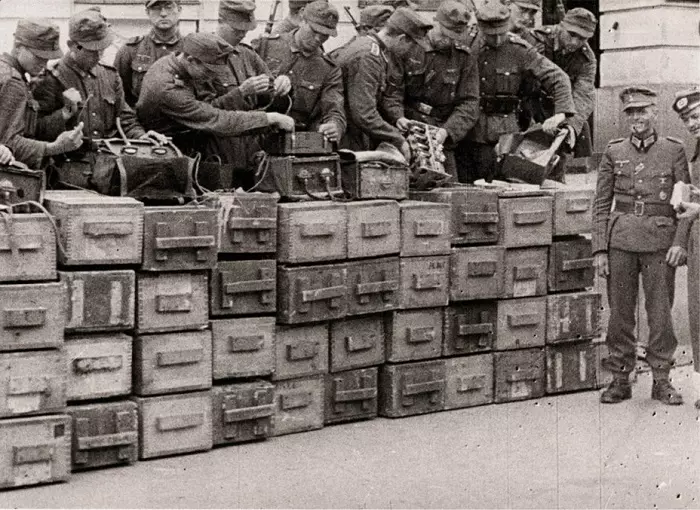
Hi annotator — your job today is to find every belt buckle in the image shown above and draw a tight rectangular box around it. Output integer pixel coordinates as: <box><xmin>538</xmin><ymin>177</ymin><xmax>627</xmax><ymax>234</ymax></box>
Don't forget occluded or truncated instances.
<box><xmin>416</xmin><ymin>102</ymin><xmax>433</xmax><ymax>116</ymax></box>
<box><xmin>634</xmin><ymin>200</ymin><xmax>644</xmax><ymax>216</ymax></box>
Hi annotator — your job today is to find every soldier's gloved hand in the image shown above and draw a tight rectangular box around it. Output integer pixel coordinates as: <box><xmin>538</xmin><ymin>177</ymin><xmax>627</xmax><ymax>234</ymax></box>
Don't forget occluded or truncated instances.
<box><xmin>318</xmin><ymin>122</ymin><xmax>341</xmax><ymax>143</ymax></box>
<box><xmin>675</xmin><ymin>201</ymin><xmax>700</xmax><ymax>221</ymax></box>
<box><xmin>273</xmin><ymin>75</ymin><xmax>292</xmax><ymax>97</ymax></box>
<box><xmin>594</xmin><ymin>252</ymin><xmax>609</xmax><ymax>278</ymax></box>
<box><xmin>61</xmin><ymin>88</ymin><xmax>82</xmax><ymax>120</ymax></box>
<box><xmin>46</xmin><ymin>122</ymin><xmax>84</xmax><ymax>156</ymax></box>
<box><xmin>542</xmin><ymin>113</ymin><xmax>566</xmax><ymax>135</ymax></box>
<box><xmin>396</xmin><ymin>117</ymin><xmax>411</xmax><ymax>131</ymax></box>
<box><xmin>140</xmin><ymin>130</ymin><xmax>170</xmax><ymax>146</ymax></box>
<box><xmin>240</xmin><ymin>75</ymin><xmax>273</xmax><ymax>97</ymax></box>
<box><xmin>0</xmin><ymin>145</ymin><xmax>15</xmax><ymax>165</ymax></box>
<box><xmin>266</xmin><ymin>112</ymin><xmax>295</xmax><ymax>132</ymax></box>
<box><xmin>435</xmin><ymin>128</ymin><xmax>448</xmax><ymax>145</ymax></box>
<box><xmin>666</xmin><ymin>246</ymin><xmax>688</xmax><ymax>267</ymax></box>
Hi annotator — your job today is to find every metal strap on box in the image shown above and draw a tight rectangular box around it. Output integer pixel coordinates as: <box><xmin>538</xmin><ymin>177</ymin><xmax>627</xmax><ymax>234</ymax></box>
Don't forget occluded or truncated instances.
<box><xmin>334</xmin><ymin>385</ymin><xmax>377</xmax><ymax>403</ymax></box>
<box><xmin>155</xmin><ymin>220</ymin><xmax>215</xmax><ymax>262</ymax></box>
<box><xmin>224</xmin><ymin>277</ymin><xmax>275</xmax><ymax>296</ymax></box>
<box><xmin>228</xmin><ymin>335</ymin><xmax>264</xmax><ymax>352</ymax></box>
<box><xmin>414</xmin><ymin>220</ymin><xmax>445</xmax><ymax>237</ymax></box>
<box><xmin>228</xmin><ymin>216</ymin><xmax>276</xmax><ymax>231</ymax></box>
<box><xmin>403</xmin><ymin>375</ymin><xmax>443</xmax><ymax>398</ymax></box>
<box><xmin>3</xmin><ymin>307</ymin><xmax>47</xmax><ymax>328</ymax></box>
<box><xmin>562</xmin><ymin>258</ymin><xmax>594</xmax><ymax>272</ymax></box>
<box><xmin>457</xmin><ymin>322</ymin><xmax>493</xmax><ymax>337</ymax></box>
<box><xmin>156</xmin><ymin>348</ymin><xmax>204</xmax><ymax>367</ymax></box>
<box><xmin>156</xmin><ymin>413</ymin><xmax>204</xmax><ymax>431</ymax></box>
<box><xmin>73</xmin><ymin>355</ymin><xmax>123</xmax><ymax>374</ymax></box>
<box><xmin>223</xmin><ymin>403</ymin><xmax>274</xmax><ymax>423</ymax></box>
<box><xmin>513</xmin><ymin>211</ymin><xmax>548</xmax><ymax>225</ymax></box>
<box><xmin>83</xmin><ymin>220</ymin><xmax>133</xmax><ymax>237</ymax></box>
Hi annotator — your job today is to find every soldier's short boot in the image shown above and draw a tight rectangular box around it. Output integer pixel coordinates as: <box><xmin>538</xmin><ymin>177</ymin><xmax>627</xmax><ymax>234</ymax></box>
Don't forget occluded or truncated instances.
<box><xmin>600</xmin><ymin>377</ymin><xmax>632</xmax><ymax>404</ymax></box>
<box><xmin>651</xmin><ymin>379</ymin><xmax>683</xmax><ymax>406</ymax></box>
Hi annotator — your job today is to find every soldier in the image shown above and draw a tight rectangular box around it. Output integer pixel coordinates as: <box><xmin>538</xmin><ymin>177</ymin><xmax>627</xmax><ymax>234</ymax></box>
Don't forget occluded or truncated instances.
<box><xmin>455</xmin><ymin>2</ymin><xmax>574</xmax><ymax>183</ymax></box>
<box><xmin>255</xmin><ymin>0</ymin><xmax>345</xmax><ymax>142</ymax></box>
<box><xmin>593</xmin><ymin>87</ymin><xmax>691</xmax><ymax>406</ymax></box>
<box><xmin>113</xmin><ymin>0</ymin><xmax>184</xmax><ymax>107</ymax></box>
<box><xmin>527</xmin><ymin>7</ymin><xmax>598</xmax><ymax>178</ymax></box>
<box><xmin>334</xmin><ymin>7</ymin><xmax>432</xmax><ymax>158</ymax></box>
<box><xmin>272</xmin><ymin>0</ymin><xmax>324</xmax><ymax>36</ymax></box>
<box><xmin>33</xmin><ymin>9</ymin><xmax>167</xmax><ymax>147</ymax></box>
<box><xmin>328</xmin><ymin>6</ymin><xmax>394</xmax><ymax>60</ymax></box>
<box><xmin>505</xmin><ymin>0</ymin><xmax>540</xmax><ymax>44</ymax></box>
<box><xmin>383</xmin><ymin>0</ymin><xmax>479</xmax><ymax>177</ymax></box>
<box><xmin>136</xmin><ymin>33</ymin><xmax>294</xmax><ymax>152</ymax></box>
<box><xmin>0</xmin><ymin>19</ymin><xmax>83</xmax><ymax>168</ymax></box>
<box><xmin>671</xmin><ymin>87</ymin><xmax>700</xmax><ymax>410</ymax></box>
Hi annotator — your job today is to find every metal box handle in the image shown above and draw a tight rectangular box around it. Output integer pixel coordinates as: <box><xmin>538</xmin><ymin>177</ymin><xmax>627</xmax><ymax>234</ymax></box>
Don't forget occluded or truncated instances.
<box><xmin>3</xmin><ymin>307</ymin><xmax>47</xmax><ymax>328</ymax></box>
<box><xmin>461</xmin><ymin>211</ymin><xmax>499</xmax><ymax>224</ymax></box>
<box><xmin>406</xmin><ymin>326</ymin><xmax>435</xmax><ymax>344</ymax></box>
<box><xmin>155</xmin><ymin>235</ymin><xmax>216</xmax><ymax>250</ymax></box>
<box><xmin>414</xmin><ymin>220</ymin><xmax>445</xmax><ymax>237</ymax></box>
<box><xmin>562</xmin><ymin>258</ymin><xmax>594</xmax><ymax>272</ymax></box>
<box><xmin>281</xmin><ymin>391</ymin><xmax>312</xmax><ymax>410</ymax></box>
<box><xmin>83</xmin><ymin>220</ymin><xmax>133</xmax><ymax>237</ymax></box>
<box><xmin>513</xmin><ymin>211</ymin><xmax>548</xmax><ymax>225</ymax></box>
<box><xmin>457</xmin><ymin>322</ymin><xmax>493</xmax><ymax>337</ymax></box>
<box><xmin>157</xmin><ymin>413</ymin><xmax>204</xmax><ymax>431</ymax></box>
<box><xmin>157</xmin><ymin>348</ymin><xmax>204</xmax><ymax>367</ymax></box>
<box><xmin>334</xmin><ymin>386</ymin><xmax>377</xmax><ymax>403</ymax></box>
<box><xmin>286</xmin><ymin>341</ymin><xmax>319</xmax><ymax>361</ymax></box>
<box><xmin>361</xmin><ymin>221</ymin><xmax>391</xmax><ymax>238</ymax></box>
<box><xmin>412</xmin><ymin>272</ymin><xmax>442</xmax><ymax>290</ymax></box>
<box><xmin>224</xmin><ymin>278</ymin><xmax>275</xmax><ymax>295</ymax></box>
<box><xmin>228</xmin><ymin>335</ymin><xmax>264</xmax><ymax>352</ymax></box>
<box><xmin>156</xmin><ymin>293</ymin><xmax>192</xmax><ymax>313</ymax></box>
<box><xmin>223</xmin><ymin>404</ymin><xmax>274</xmax><ymax>423</ymax></box>
<box><xmin>403</xmin><ymin>378</ymin><xmax>443</xmax><ymax>396</ymax></box>
<box><xmin>77</xmin><ymin>432</ymin><xmax>138</xmax><ymax>450</ymax></box>
<box><xmin>507</xmin><ymin>313</ymin><xmax>540</xmax><ymax>327</ymax></box>
<box><xmin>356</xmin><ymin>279</ymin><xmax>399</xmax><ymax>296</ymax></box>
<box><xmin>73</xmin><ymin>355</ymin><xmax>124</xmax><ymax>374</ymax></box>
<box><xmin>227</xmin><ymin>217</ymin><xmax>276</xmax><ymax>231</ymax></box>
<box><xmin>507</xmin><ymin>370</ymin><xmax>539</xmax><ymax>382</ymax></box>
<box><xmin>301</xmin><ymin>285</ymin><xmax>346</xmax><ymax>303</ymax></box>
<box><xmin>457</xmin><ymin>374</ymin><xmax>487</xmax><ymax>392</ymax></box>
<box><xmin>565</xmin><ymin>197</ymin><xmax>591</xmax><ymax>213</ymax></box>
<box><xmin>299</xmin><ymin>222</ymin><xmax>337</xmax><ymax>238</ymax></box>
<box><xmin>345</xmin><ymin>335</ymin><xmax>375</xmax><ymax>352</ymax></box>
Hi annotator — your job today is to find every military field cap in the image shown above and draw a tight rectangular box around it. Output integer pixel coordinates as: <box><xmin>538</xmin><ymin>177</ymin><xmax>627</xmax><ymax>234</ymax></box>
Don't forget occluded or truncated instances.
<box><xmin>218</xmin><ymin>0</ymin><xmax>257</xmax><ymax>31</ymax></box>
<box><xmin>69</xmin><ymin>8</ymin><xmax>115</xmax><ymax>51</ymax></box>
<box><xmin>512</xmin><ymin>0</ymin><xmax>542</xmax><ymax>11</ymax></box>
<box><xmin>14</xmin><ymin>19</ymin><xmax>63</xmax><ymax>59</ymax></box>
<box><xmin>360</xmin><ymin>5</ymin><xmax>394</xmax><ymax>29</ymax></box>
<box><xmin>182</xmin><ymin>32</ymin><xmax>234</xmax><ymax>66</ymax></box>
<box><xmin>386</xmin><ymin>7</ymin><xmax>433</xmax><ymax>50</ymax></box>
<box><xmin>561</xmin><ymin>7</ymin><xmax>597</xmax><ymax>38</ymax></box>
<box><xmin>476</xmin><ymin>2</ymin><xmax>511</xmax><ymax>35</ymax></box>
<box><xmin>435</xmin><ymin>0</ymin><xmax>470</xmax><ymax>41</ymax></box>
<box><xmin>289</xmin><ymin>0</ymin><xmax>319</xmax><ymax>7</ymax></box>
<box><xmin>145</xmin><ymin>0</ymin><xmax>180</xmax><ymax>8</ymax></box>
<box><xmin>673</xmin><ymin>87</ymin><xmax>700</xmax><ymax>116</ymax></box>
<box><xmin>303</xmin><ymin>1</ymin><xmax>339</xmax><ymax>36</ymax></box>
<box><xmin>619</xmin><ymin>86</ymin><xmax>657</xmax><ymax>111</ymax></box>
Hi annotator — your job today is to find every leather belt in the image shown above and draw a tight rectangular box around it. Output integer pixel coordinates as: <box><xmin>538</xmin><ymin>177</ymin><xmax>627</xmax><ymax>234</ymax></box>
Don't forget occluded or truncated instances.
<box><xmin>613</xmin><ymin>198</ymin><xmax>675</xmax><ymax>217</ymax></box>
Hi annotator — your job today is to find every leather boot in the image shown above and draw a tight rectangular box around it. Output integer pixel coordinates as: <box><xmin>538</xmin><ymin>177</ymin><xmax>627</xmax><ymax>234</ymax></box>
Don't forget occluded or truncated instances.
<box><xmin>651</xmin><ymin>379</ymin><xmax>683</xmax><ymax>405</ymax></box>
<box><xmin>600</xmin><ymin>377</ymin><xmax>632</xmax><ymax>404</ymax></box>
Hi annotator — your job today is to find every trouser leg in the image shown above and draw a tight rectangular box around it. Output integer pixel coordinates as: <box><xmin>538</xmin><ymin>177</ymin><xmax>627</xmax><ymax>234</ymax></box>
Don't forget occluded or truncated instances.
<box><xmin>604</xmin><ymin>248</ymin><xmax>640</xmax><ymax>377</ymax></box>
<box><xmin>640</xmin><ymin>250</ymin><xmax>678</xmax><ymax>378</ymax></box>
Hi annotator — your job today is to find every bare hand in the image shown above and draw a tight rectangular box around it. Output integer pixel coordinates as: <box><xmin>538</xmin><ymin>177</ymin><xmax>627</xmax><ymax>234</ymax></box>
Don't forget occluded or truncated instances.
<box><xmin>563</xmin><ymin>124</ymin><xmax>576</xmax><ymax>149</ymax></box>
<box><xmin>266</xmin><ymin>112</ymin><xmax>295</xmax><ymax>131</ymax></box>
<box><xmin>396</xmin><ymin>117</ymin><xmax>411</xmax><ymax>131</ymax></box>
<box><xmin>666</xmin><ymin>246</ymin><xmax>687</xmax><ymax>267</ymax></box>
<box><xmin>240</xmin><ymin>75</ymin><xmax>272</xmax><ymax>97</ymax></box>
<box><xmin>542</xmin><ymin>113</ymin><xmax>566</xmax><ymax>135</ymax></box>
<box><xmin>676</xmin><ymin>200</ymin><xmax>700</xmax><ymax>221</ymax></box>
<box><xmin>46</xmin><ymin>122</ymin><xmax>84</xmax><ymax>156</ymax></box>
<box><xmin>273</xmin><ymin>75</ymin><xmax>292</xmax><ymax>97</ymax></box>
<box><xmin>0</xmin><ymin>144</ymin><xmax>14</xmax><ymax>165</ymax></box>
<box><xmin>140</xmin><ymin>130</ymin><xmax>170</xmax><ymax>146</ymax></box>
<box><xmin>435</xmin><ymin>127</ymin><xmax>448</xmax><ymax>145</ymax></box>
<box><xmin>594</xmin><ymin>252</ymin><xmax>609</xmax><ymax>278</ymax></box>
<box><xmin>318</xmin><ymin>122</ymin><xmax>341</xmax><ymax>143</ymax></box>
<box><xmin>61</xmin><ymin>88</ymin><xmax>82</xmax><ymax>120</ymax></box>
<box><xmin>399</xmin><ymin>139</ymin><xmax>411</xmax><ymax>162</ymax></box>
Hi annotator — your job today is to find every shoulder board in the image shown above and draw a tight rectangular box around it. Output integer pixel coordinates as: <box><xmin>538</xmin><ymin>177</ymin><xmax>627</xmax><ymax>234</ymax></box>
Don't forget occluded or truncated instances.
<box><xmin>454</xmin><ymin>42</ymin><xmax>470</xmax><ymax>53</ymax></box>
<box><xmin>607</xmin><ymin>137</ymin><xmax>625</xmax><ymax>145</ymax></box>
<box><xmin>238</xmin><ymin>41</ymin><xmax>253</xmax><ymax>50</ymax></box>
<box><xmin>370</xmin><ymin>42</ymin><xmax>380</xmax><ymax>57</ymax></box>
<box><xmin>321</xmin><ymin>52</ymin><xmax>337</xmax><ymax>66</ymax></box>
<box><xmin>666</xmin><ymin>136</ymin><xmax>684</xmax><ymax>144</ymax></box>
<box><xmin>98</xmin><ymin>62</ymin><xmax>117</xmax><ymax>72</ymax></box>
<box><xmin>126</xmin><ymin>35</ymin><xmax>145</xmax><ymax>46</ymax></box>
<box><xmin>507</xmin><ymin>33</ymin><xmax>530</xmax><ymax>48</ymax></box>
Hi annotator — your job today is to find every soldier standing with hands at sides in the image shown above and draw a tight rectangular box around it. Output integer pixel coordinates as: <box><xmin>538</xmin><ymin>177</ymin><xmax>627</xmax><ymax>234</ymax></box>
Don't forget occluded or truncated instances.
<box><xmin>594</xmin><ymin>87</ymin><xmax>691</xmax><ymax>406</ymax></box>
<box><xmin>670</xmin><ymin>87</ymin><xmax>700</xmax><ymax>410</ymax></box>
<box><xmin>0</xmin><ymin>19</ymin><xmax>83</xmax><ymax>169</ymax></box>
<box><xmin>334</xmin><ymin>7</ymin><xmax>433</xmax><ymax>160</ymax></box>
<box><xmin>455</xmin><ymin>2</ymin><xmax>574</xmax><ymax>184</ymax></box>
<box><xmin>382</xmin><ymin>0</ymin><xmax>479</xmax><ymax>178</ymax></box>
<box><xmin>255</xmin><ymin>0</ymin><xmax>345</xmax><ymax>143</ymax></box>
<box><xmin>114</xmin><ymin>0</ymin><xmax>184</xmax><ymax>108</ymax></box>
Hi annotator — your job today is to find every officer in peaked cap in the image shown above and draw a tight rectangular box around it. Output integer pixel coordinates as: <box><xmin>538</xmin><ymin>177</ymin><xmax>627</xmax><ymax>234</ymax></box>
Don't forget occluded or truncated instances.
<box><xmin>255</xmin><ymin>0</ymin><xmax>345</xmax><ymax>143</ymax></box>
<box><xmin>272</xmin><ymin>0</ymin><xmax>328</xmax><ymax>36</ymax></box>
<box><xmin>524</xmin><ymin>7</ymin><xmax>597</xmax><ymax>180</ymax></box>
<box><xmin>0</xmin><ymin>19</ymin><xmax>85</xmax><ymax>168</ymax></box>
<box><xmin>594</xmin><ymin>86</ymin><xmax>692</xmax><ymax>406</ymax></box>
<box><xmin>114</xmin><ymin>0</ymin><xmax>183</xmax><ymax>107</ymax></box>
<box><xmin>382</xmin><ymin>0</ymin><xmax>478</xmax><ymax>177</ymax></box>
<box><xmin>32</xmin><ymin>8</ymin><xmax>169</xmax><ymax>178</ymax></box>
<box><xmin>507</xmin><ymin>0</ymin><xmax>541</xmax><ymax>43</ymax></box>
<box><xmin>454</xmin><ymin>0</ymin><xmax>574</xmax><ymax>183</ymax></box>
<box><xmin>670</xmin><ymin>86</ymin><xmax>700</xmax><ymax>411</ymax></box>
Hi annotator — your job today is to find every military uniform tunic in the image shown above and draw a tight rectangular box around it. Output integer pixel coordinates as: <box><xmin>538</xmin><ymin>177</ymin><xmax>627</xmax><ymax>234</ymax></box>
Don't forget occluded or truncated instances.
<box><xmin>0</xmin><ymin>54</ymin><xmax>49</xmax><ymax>168</ymax></box>
<box><xmin>685</xmin><ymin>141</ymin><xmax>700</xmax><ymax>374</ymax></box>
<box><xmin>271</xmin><ymin>16</ymin><xmax>300</xmax><ymax>36</ymax></box>
<box><xmin>333</xmin><ymin>34</ymin><xmax>404</xmax><ymax>152</ymax></box>
<box><xmin>113</xmin><ymin>29</ymin><xmax>183</xmax><ymax>107</ymax></box>
<box><xmin>256</xmin><ymin>31</ymin><xmax>345</xmax><ymax>135</ymax></box>
<box><xmin>593</xmin><ymin>133</ymin><xmax>691</xmax><ymax>377</ymax></box>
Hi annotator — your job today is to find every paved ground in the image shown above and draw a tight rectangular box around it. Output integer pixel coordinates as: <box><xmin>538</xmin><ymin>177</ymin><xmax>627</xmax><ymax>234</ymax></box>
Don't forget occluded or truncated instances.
<box><xmin>3</xmin><ymin>364</ymin><xmax>698</xmax><ymax>509</ymax></box>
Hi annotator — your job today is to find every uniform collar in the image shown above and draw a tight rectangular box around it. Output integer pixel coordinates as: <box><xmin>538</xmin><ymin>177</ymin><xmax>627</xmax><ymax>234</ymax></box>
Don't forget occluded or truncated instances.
<box><xmin>630</xmin><ymin>131</ymin><xmax>658</xmax><ymax>152</ymax></box>
<box><xmin>0</xmin><ymin>53</ymin><xmax>28</xmax><ymax>82</ymax></box>
<box><xmin>64</xmin><ymin>53</ymin><xmax>97</xmax><ymax>78</ymax></box>
<box><xmin>149</xmin><ymin>28</ymin><xmax>181</xmax><ymax>46</ymax></box>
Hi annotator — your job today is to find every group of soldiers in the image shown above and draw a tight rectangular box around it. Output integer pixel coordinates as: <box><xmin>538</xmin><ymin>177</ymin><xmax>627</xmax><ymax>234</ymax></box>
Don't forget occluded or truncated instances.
<box><xmin>0</xmin><ymin>0</ymin><xmax>598</xmax><ymax>188</ymax></box>
<box><xmin>1</xmin><ymin>0</ymin><xmax>699</xmax><ymax>409</ymax></box>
